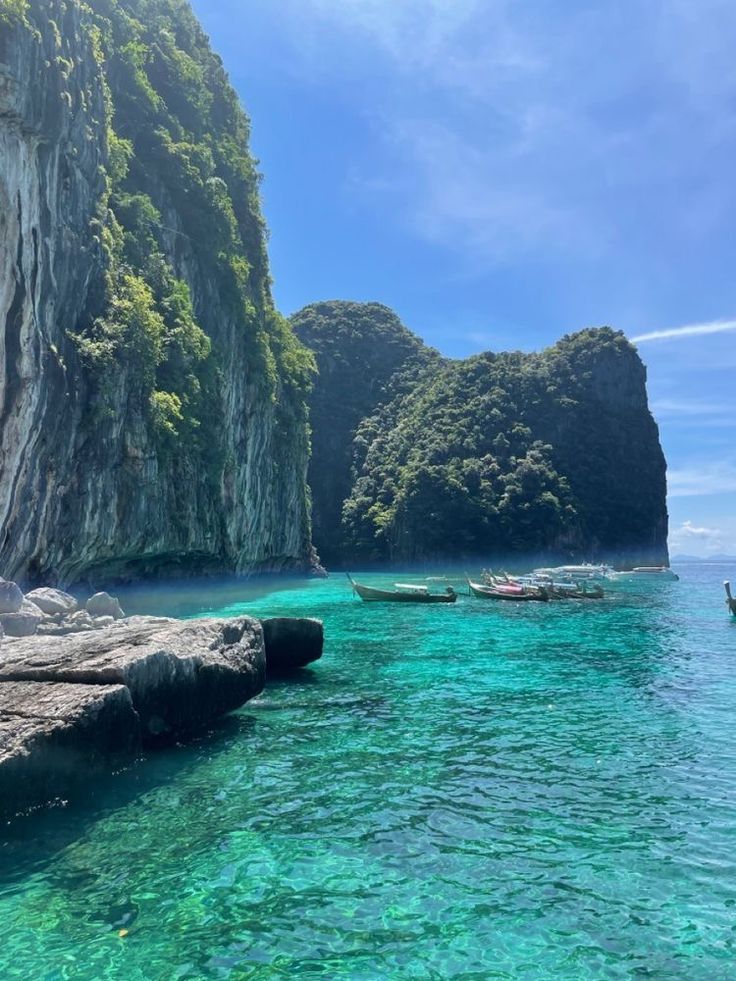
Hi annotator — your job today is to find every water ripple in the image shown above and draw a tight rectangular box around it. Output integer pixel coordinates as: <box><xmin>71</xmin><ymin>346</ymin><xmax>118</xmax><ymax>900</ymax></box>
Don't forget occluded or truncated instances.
<box><xmin>1</xmin><ymin>566</ymin><xmax>736</xmax><ymax>978</ymax></box>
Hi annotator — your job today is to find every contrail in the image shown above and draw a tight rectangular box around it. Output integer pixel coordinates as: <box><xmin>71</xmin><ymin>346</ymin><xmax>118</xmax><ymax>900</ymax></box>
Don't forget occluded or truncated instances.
<box><xmin>631</xmin><ymin>319</ymin><xmax>736</xmax><ymax>343</ymax></box>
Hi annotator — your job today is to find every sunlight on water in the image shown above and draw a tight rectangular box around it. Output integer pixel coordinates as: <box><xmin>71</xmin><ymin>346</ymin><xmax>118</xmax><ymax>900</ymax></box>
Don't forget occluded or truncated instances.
<box><xmin>1</xmin><ymin>565</ymin><xmax>736</xmax><ymax>978</ymax></box>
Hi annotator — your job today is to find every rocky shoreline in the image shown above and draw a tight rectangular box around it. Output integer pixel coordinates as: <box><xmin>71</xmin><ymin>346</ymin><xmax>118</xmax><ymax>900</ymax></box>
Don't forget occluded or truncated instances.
<box><xmin>0</xmin><ymin>580</ymin><xmax>323</xmax><ymax>821</ymax></box>
<box><xmin>0</xmin><ymin>581</ymin><xmax>129</xmax><ymax>639</ymax></box>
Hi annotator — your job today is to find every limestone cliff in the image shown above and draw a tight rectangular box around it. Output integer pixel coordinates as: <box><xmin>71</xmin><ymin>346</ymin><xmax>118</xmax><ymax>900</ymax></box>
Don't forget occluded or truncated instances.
<box><xmin>0</xmin><ymin>0</ymin><xmax>316</xmax><ymax>585</ymax></box>
<box><xmin>291</xmin><ymin>301</ymin><xmax>429</xmax><ymax>564</ymax></box>
<box><xmin>295</xmin><ymin>302</ymin><xmax>669</xmax><ymax>567</ymax></box>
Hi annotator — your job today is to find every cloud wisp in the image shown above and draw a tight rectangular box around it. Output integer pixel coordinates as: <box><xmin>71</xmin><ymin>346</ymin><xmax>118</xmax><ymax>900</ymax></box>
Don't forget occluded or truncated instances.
<box><xmin>273</xmin><ymin>0</ymin><xmax>736</xmax><ymax>267</ymax></box>
<box><xmin>668</xmin><ymin>519</ymin><xmax>725</xmax><ymax>554</ymax></box>
<box><xmin>631</xmin><ymin>319</ymin><xmax>736</xmax><ymax>344</ymax></box>
<box><xmin>668</xmin><ymin>460</ymin><xmax>736</xmax><ymax>498</ymax></box>
<box><xmin>649</xmin><ymin>398</ymin><xmax>731</xmax><ymax>417</ymax></box>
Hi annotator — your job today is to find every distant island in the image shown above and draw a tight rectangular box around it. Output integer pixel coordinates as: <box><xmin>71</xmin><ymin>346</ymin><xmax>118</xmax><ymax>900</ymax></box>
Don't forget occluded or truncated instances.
<box><xmin>670</xmin><ymin>554</ymin><xmax>736</xmax><ymax>563</ymax></box>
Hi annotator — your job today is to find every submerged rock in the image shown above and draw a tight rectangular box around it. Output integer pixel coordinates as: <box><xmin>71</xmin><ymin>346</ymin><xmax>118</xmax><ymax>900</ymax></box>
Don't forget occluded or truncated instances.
<box><xmin>261</xmin><ymin>617</ymin><xmax>324</xmax><ymax>673</ymax></box>
<box><xmin>0</xmin><ymin>613</ymin><xmax>322</xmax><ymax>819</ymax></box>
<box><xmin>0</xmin><ymin>681</ymin><xmax>139</xmax><ymax>819</ymax></box>
<box><xmin>86</xmin><ymin>592</ymin><xmax>125</xmax><ymax>620</ymax></box>
<box><xmin>25</xmin><ymin>588</ymin><xmax>78</xmax><ymax>616</ymax></box>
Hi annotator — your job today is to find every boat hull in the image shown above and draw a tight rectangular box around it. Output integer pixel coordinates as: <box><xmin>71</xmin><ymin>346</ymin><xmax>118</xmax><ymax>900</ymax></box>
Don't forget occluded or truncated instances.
<box><xmin>350</xmin><ymin>579</ymin><xmax>457</xmax><ymax>603</ymax></box>
<box><xmin>468</xmin><ymin>581</ymin><xmax>548</xmax><ymax>602</ymax></box>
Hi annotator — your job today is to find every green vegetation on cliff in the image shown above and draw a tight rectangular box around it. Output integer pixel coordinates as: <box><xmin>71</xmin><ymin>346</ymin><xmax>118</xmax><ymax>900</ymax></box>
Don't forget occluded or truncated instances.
<box><xmin>0</xmin><ymin>0</ymin><xmax>27</xmax><ymax>25</ymax></box>
<box><xmin>75</xmin><ymin>0</ymin><xmax>313</xmax><ymax>457</ymax></box>
<box><xmin>296</xmin><ymin>303</ymin><xmax>668</xmax><ymax>566</ymax></box>
<box><xmin>291</xmin><ymin>301</ymin><xmax>432</xmax><ymax>562</ymax></box>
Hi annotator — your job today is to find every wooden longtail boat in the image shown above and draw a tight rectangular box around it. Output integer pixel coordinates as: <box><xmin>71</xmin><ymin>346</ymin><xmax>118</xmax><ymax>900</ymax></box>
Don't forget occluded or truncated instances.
<box><xmin>347</xmin><ymin>574</ymin><xmax>457</xmax><ymax>604</ymax></box>
<box><xmin>725</xmin><ymin>581</ymin><xmax>736</xmax><ymax>616</ymax></box>
<box><xmin>467</xmin><ymin>579</ymin><xmax>549</xmax><ymax>602</ymax></box>
<box><xmin>490</xmin><ymin>571</ymin><xmax>603</xmax><ymax>600</ymax></box>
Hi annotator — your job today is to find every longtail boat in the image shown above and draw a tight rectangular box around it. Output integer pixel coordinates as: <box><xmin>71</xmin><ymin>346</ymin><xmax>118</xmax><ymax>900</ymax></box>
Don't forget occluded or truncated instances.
<box><xmin>347</xmin><ymin>574</ymin><xmax>457</xmax><ymax>604</ymax></box>
<box><xmin>489</xmin><ymin>570</ymin><xmax>603</xmax><ymax>600</ymax></box>
<box><xmin>725</xmin><ymin>581</ymin><xmax>736</xmax><ymax>616</ymax></box>
<box><xmin>467</xmin><ymin>579</ymin><xmax>549</xmax><ymax>602</ymax></box>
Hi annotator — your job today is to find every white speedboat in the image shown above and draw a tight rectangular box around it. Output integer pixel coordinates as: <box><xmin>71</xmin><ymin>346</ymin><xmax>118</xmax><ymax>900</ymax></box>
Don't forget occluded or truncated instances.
<box><xmin>533</xmin><ymin>564</ymin><xmax>613</xmax><ymax>581</ymax></box>
<box><xmin>610</xmin><ymin>567</ymin><xmax>679</xmax><ymax>582</ymax></box>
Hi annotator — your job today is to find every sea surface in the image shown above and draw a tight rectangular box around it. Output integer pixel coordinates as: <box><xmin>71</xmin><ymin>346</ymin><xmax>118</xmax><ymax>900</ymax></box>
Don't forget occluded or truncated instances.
<box><xmin>1</xmin><ymin>563</ymin><xmax>735</xmax><ymax>979</ymax></box>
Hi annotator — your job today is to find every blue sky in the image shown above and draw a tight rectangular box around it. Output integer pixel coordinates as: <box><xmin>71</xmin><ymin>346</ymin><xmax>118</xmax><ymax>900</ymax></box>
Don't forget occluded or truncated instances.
<box><xmin>192</xmin><ymin>0</ymin><xmax>736</xmax><ymax>557</ymax></box>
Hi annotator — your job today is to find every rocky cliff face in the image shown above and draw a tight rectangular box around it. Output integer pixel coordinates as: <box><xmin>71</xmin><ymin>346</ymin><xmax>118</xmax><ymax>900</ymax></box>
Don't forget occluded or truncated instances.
<box><xmin>291</xmin><ymin>301</ymin><xmax>429</xmax><ymax>564</ymax></box>
<box><xmin>296</xmin><ymin>302</ymin><xmax>669</xmax><ymax>567</ymax></box>
<box><xmin>0</xmin><ymin>0</ymin><xmax>315</xmax><ymax>585</ymax></box>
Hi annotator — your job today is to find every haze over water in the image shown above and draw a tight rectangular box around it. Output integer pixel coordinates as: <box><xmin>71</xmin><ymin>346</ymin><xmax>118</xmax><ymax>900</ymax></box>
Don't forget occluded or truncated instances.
<box><xmin>1</xmin><ymin>564</ymin><xmax>735</xmax><ymax>978</ymax></box>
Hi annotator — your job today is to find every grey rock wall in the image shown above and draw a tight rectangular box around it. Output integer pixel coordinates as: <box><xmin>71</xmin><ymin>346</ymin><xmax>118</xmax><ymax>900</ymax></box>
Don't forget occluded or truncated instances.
<box><xmin>0</xmin><ymin>2</ymin><xmax>314</xmax><ymax>586</ymax></box>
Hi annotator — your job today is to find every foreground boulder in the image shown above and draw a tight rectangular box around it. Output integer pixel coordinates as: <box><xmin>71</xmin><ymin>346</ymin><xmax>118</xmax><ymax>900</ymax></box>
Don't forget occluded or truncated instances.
<box><xmin>0</xmin><ymin>681</ymin><xmax>139</xmax><ymax>817</ymax></box>
<box><xmin>261</xmin><ymin>617</ymin><xmax>324</xmax><ymax>672</ymax></box>
<box><xmin>0</xmin><ymin>614</ymin><xmax>324</xmax><ymax>820</ymax></box>
<box><xmin>0</xmin><ymin>616</ymin><xmax>266</xmax><ymax>739</ymax></box>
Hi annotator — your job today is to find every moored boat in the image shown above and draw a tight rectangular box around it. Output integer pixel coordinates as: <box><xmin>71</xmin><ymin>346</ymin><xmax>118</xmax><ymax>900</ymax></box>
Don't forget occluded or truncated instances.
<box><xmin>347</xmin><ymin>574</ymin><xmax>457</xmax><ymax>604</ymax></box>
<box><xmin>483</xmin><ymin>571</ymin><xmax>602</xmax><ymax>600</ymax></box>
<box><xmin>611</xmin><ymin>567</ymin><xmax>679</xmax><ymax>582</ymax></box>
<box><xmin>534</xmin><ymin>564</ymin><xmax>613</xmax><ymax>581</ymax></box>
<box><xmin>467</xmin><ymin>579</ymin><xmax>549</xmax><ymax>602</ymax></box>
<box><xmin>725</xmin><ymin>581</ymin><xmax>736</xmax><ymax>616</ymax></box>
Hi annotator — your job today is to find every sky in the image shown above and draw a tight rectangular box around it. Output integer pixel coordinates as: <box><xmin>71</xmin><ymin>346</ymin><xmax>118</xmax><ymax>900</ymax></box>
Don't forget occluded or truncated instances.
<box><xmin>191</xmin><ymin>0</ymin><xmax>736</xmax><ymax>557</ymax></box>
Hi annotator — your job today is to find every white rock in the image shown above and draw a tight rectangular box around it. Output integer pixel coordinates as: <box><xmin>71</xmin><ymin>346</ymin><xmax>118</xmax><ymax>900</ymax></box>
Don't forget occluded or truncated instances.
<box><xmin>25</xmin><ymin>588</ymin><xmax>78</xmax><ymax>616</ymax></box>
<box><xmin>0</xmin><ymin>582</ymin><xmax>23</xmax><ymax>615</ymax></box>
<box><xmin>86</xmin><ymin>592</ymin><xmax>125</xmax><ymax>620</ymax></box>
<box><xmin>1</xmin><ymin>599</ymin><xmax>43</xmax><ymax>637</ymax></box>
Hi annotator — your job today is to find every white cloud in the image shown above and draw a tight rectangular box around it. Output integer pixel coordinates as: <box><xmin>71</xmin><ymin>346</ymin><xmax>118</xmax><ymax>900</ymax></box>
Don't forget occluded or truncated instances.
<box><xmin>668</xmin><ymin>460</ymin><xmax>736</xmax><ymax>497</ymax></box>
<box><xmin>670</xmin><ymin>519</ymin><xmax>722</xmax><ymax>541</ymax></box>
<box><xmin>669</xmin><ymin>519</ymin><xmax>724</xmax><ymax>554</ymax></box>
<box><xmin>650</xmin><ymin>398</ymin><xmax>730</xmax><ymax>417</ymax></box>
<box><xmin>631</xmin><ymin>319</ymin><xmax>736</xmax><ymax>344</ymax></box>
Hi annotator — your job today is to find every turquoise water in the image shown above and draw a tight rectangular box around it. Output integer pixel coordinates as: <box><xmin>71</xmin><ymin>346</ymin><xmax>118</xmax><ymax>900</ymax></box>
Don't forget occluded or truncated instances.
<box><xmin>1</xmin><ymin>565</ymin><xmax>736</xmax><ymax>979</ymax></box>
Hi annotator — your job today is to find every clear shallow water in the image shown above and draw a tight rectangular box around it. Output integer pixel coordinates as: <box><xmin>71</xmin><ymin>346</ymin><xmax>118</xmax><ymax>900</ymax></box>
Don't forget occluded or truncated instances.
<box><xmin>1</xmin><ymin>564</ymin><xmax>736</xmax><ymax>979</ymax></box>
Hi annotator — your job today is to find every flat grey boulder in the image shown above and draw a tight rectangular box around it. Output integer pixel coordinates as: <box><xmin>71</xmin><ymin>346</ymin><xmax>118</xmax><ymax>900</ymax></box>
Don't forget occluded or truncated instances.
<box><xmin>261</xmin><ymin>617</ymin><xmax>324</xmax><ymax>672</ymax></box>
<box><xmin>0</xmin><ymin>681</ymin><xmax>139</xmax><ymax>819</ymax></box>
<box><xmin>0</xmin><ymin>615</ymin><xmax>266</xmax><ymax>738</ymax></box>
<box><xmin>1</xmin><ymin>599</ymin><xmax>43</xmax><ymax>637</ymax></box>
<box><xmin>86</xmin><ymin>591</ymin><xmax>125</xmax><ymax>619</ymax></box>
<box><xmin>0</xmin><ymin>581</ymin><xmax>23</xmax><ymax>615</ymax></box>
<box><xmin>25</xmin><ymin>587</ymin><xmax>79</xmax><ymax>616</ymax></box>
